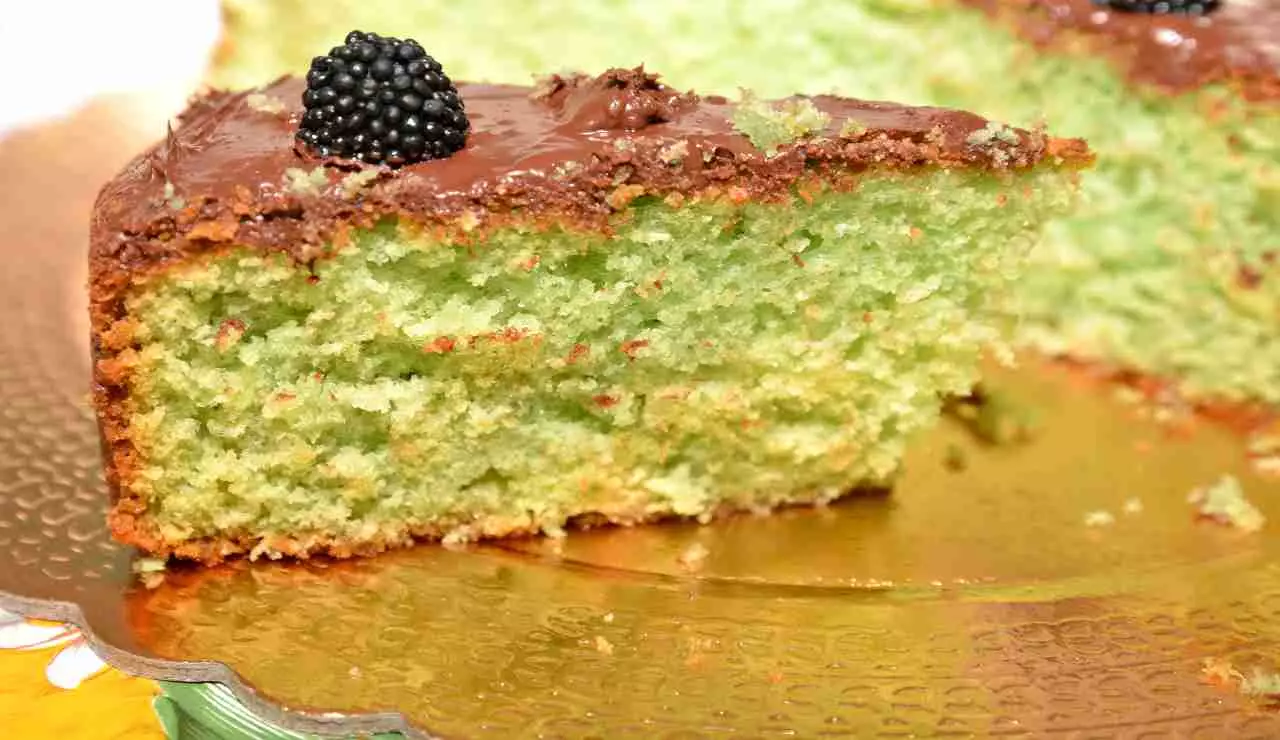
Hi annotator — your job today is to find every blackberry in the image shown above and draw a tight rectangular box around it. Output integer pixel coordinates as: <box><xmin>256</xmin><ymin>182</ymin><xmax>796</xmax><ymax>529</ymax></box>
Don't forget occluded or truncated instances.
<box><xmin>1093</xmin><ymin>0</ymin><xmax>1219</xmax><ymax>14</ymax></box>
<box><xmin>297</xmin><ymin>30</ymin><xmax>469</xmax><ymax>166</ymax></box>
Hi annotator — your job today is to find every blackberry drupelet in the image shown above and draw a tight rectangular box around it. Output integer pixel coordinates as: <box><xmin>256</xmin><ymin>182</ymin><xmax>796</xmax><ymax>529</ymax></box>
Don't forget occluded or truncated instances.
<box><xmin>297</xmin><ymin>30</ymin><xmax>469</xmax><ymax>166</ymax></box>
<box><xmin>1093</xmin><ymin>0</ymin><xmax>1219</xmax><ymax>14</ymax></box>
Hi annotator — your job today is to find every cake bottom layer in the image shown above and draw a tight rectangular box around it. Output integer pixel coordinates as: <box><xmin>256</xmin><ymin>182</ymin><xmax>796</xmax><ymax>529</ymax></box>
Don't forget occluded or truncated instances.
<box><xmin>107</xmin><ymin>169</ymin><xmax>1072</xmax><ymax>561</ymax></box>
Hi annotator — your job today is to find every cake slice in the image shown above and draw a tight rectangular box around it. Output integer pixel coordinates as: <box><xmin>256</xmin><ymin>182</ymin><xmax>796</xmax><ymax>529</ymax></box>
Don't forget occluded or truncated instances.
<box><xmin>92</xmin><ymin>36</ymin><xmax>1088</xmax><ymax>563</ymax></box>
<box><xmin>213</xmin><ymin>0</ymin><xmax>1280</xmax><ymax>405</ymax></box>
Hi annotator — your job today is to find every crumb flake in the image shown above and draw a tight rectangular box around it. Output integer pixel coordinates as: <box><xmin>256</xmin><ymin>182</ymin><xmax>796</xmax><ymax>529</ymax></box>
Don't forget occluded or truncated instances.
<box><xmin>1202</xmin><ymin>658</ymin><xmax>1280</xmax><ymax>702</ymax></box>
<box><xmin>732</xmin><ymin>91</ymin><xmax>831</xmax><ymax>153</ymax></box>
<box><xmin>1202</xmin><ymin>656</ymin><xmax>1242</xmax><ymax>686</ymax></box>
<box><xmin>1241</xmin><ymin>669</ymin><xmax>1280</xmax><ymax>700</ymax></box>
<box><xmin>839</xmin><ymin>119</ymin><xmax>867</xmax><ymax>138</ymax></box>
<box><xmin>1122</xmin><ymin>497</ymin><xmax>1144</xmax><ymax>515</ymax></box>
<box><xmin>593</xmin><ymin>635</ymin><xmax>615</xmax><ymax>656</ymax></box>
<box><xmin>677</xmin><ymin>541</ymin><xmax>711</xmax><ymax>572</ymax></box>
<box><xmin>131</xmin><ymin>557</ymin><xmax>167</xmax><ymax>574</ymax></box>
<box><xmin>339</xmin><ymin>168</ymin><xmax>381</xmax><ymax>199</ymax></box>
<box><xmin>1084</xmin><ymin>510</ymin><xmax>1116</xmax><ymax>527</ymax></box>
<box><xmin>658</xmin><ymin>140</ymin><xmax>690</xmax><ymax>165</ymax></box>
<box><xmin>1188</xmin><ymin>475</ymin><xmax>1265</xmax><ymax>532</ymax></box>
<box><xmin>162</xmin><ymin>181</ymin><xmax>185</xmax><ymax>210</ymax></box>
<box><xmin>552</xmin><ymin>160</ymin><xmax>584</xmax><ymax>179</ymax></box>
<box><xmin>965</xmin><ymin>121</ymin><xmax>1022</xmax><ymax>167</ymax></box>
<box><xmin>1248</xmin><ymin>433</ymin><xmax>1280</xmax><ymax>477</ymax></box>
<box><xmin>1254</xmin><ymin>456</ymin><xmax>1280</xmax><ymax>477</ymax></box>
<box><xmin>284</xmin><ymin>167</ymin><xmax>329</xmax><ymax>196</ymax></box>
<box><xmin>131</xmin><ymin>557</ymin><xmax>168</xmax><ymax>589</ymax></box>
<box><xmin>966</xmin><ymin>120</ymin><xmax>1021</xmax><ymax>148</ymax></box>
<box><xmin>246</xmin><ymin>92</ymin><xmax>287</xmax><ymax>115</ymax></box>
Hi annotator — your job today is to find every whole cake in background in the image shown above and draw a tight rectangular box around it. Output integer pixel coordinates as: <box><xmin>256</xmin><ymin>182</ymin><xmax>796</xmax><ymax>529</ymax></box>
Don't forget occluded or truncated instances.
<box><xmin>91</xmin><ymin>29</ymin><xmax>1088</xmax><ymax>562</ymax></box>
<box><xmin>213</xmin><ymin>0</ymin><xmax>1280</xmax><ymax>405</ymax></box>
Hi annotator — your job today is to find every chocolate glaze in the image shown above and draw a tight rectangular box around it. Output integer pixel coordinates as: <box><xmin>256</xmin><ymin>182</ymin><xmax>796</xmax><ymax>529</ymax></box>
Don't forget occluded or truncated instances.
<box><xmin>90</xmin><ymin>68</ymin><xmax>1086</xmax><ymax>282</ymax></box>
<box><xmin>961</xmin><ymin>0</ymin><xmax>1280</xmax><ymax>98</ymax></box>
<box><xmin>536</xmin><ymin>68</ymin><xmax>700</xmax><ymax>130</ymax></box>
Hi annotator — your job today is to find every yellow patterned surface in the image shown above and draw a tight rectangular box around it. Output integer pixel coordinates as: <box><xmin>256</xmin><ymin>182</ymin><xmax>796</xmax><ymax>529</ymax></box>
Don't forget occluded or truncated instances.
<box><xmin>0</xmin><ymin>645</ymin><xmax>161</xmax><ymax>739</ymax></box>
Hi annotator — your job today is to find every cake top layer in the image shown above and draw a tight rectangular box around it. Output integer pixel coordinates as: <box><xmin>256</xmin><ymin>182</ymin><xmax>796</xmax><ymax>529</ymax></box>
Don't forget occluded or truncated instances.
<box><xmin>966</xmin><ymin>0</ymin><xmax>1280</xmax><ymax>98</ymax></box>
<box><xmin>91</xmin><ymin>69</ymin><xmax>1087</xmax><ymax>273</ymax></box>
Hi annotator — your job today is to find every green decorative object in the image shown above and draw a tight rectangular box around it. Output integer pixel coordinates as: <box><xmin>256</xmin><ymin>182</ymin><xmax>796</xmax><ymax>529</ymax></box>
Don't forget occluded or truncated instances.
<box><xmin>153</xmin><ymin>681</ymin><xmax>404</xmax><ymax>740</ymax></box>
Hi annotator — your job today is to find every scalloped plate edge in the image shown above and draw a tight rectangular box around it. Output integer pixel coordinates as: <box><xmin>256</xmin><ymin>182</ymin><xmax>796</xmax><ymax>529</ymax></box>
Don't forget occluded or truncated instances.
<box><xmin>0</xmin><ymin>591</ymin><xmax>427</xmax><ymax>739</ymax></box>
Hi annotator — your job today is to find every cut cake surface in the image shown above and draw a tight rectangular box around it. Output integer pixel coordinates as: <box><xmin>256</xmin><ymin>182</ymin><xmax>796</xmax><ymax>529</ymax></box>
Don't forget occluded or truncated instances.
<box><xmin>91</xmin><ymin>69</ymin><xmax>1088</xmax><ymax>562</ymax></box>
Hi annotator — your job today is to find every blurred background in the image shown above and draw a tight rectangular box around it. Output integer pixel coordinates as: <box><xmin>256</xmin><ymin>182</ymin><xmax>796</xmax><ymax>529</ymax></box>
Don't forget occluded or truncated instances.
<box><xmin>0</xmin><ymin>1</ymin><xmax>220</xmax><ymax>134</ymax></box>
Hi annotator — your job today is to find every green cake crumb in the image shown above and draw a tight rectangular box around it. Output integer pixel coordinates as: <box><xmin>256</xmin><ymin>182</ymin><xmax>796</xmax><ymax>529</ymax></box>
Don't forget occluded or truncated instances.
<box><xmin>130</xmin><ymin>557</ymin><xmax>168</xmax><ymax>574</ymax></box>
<box><xmin>284</xmin><ymin>167</ymin><xmax>329</xmax><ymax>196</ymax></box>
<box><xmin>130</xmin><ymin>557</ymin><xmax>168</xmax><ymax>589</ymax></box>
<box><xmin>1188</xmin><ymin>475</ymin><xmax>1265</xmax><ymax>532</ymax></box>
<box><xmin>1203</xmin><ymin>658</ymin><xmax>1280</xmax><ymax>703</ymax></box>
<box><xmin>1083</xmin><ymin>510</ymin><xmax>1115</xmax><ymax>527</ymax></box>
<box><xmin>339</xmin><ymin>169</ymin><xmax>382</xmax><ymax>199</ymax></box>
<box><xmin>966</xmin><ymin>122</ymin><xmax>1023</xmax><ymax>168</ymax></box>
<box><xmin>678</xmin><ymin>542</ymin><xmax>711</xmax><ymax>572</ymax></box>
<box><xmin>552</xmin><ymin>161</ymin><xmax>585</xmax><ymax>179</ymax></box>
<box><xmin>966</xmin><ymin>121</ymin><xmax>1021</xmax><ymax>149</ymax></box>
<box><xmin>246</xmin><ymin>92</ymin><xmax>288</xmax><ymax>114</ymax></box>
<box><xmin>658</xmin><ymin>140</ymin><xmax>689</xmax><ymax>165</ymax></box>
<box><xmin>1241</xmin><ymin>669</ymin><xmax>1280</xmax><ymax>701</ymax></box>
<box><xmin>732</xmin><ymin>91</ymin><xmax>830</xmax><ymax>153</ymax></box>
<box><xmin>162</xmin><ymin>182</ymin><xmax>185</xmax><ymax>210</ymax></box>
<box><xmin>839</xmin><ymin>119</ymin><xmax>867</xmax><ymax>138</ymax></box>
<box><xmin>1248</xmin><ymin>432</ymin><xmax>1280</xmax><ymax>477</ymax></box>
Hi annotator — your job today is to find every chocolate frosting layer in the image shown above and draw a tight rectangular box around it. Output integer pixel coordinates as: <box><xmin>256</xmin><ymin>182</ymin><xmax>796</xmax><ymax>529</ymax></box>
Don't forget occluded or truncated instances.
<box><xmin>962</xmin><ymin>0</ymin><xmax>1280</xmax><ymax>98</ymax></box>
<box><xmin>90</xmin><ymin>68</ymin><xmax>1086</xmax><ymax>287</ymax></box>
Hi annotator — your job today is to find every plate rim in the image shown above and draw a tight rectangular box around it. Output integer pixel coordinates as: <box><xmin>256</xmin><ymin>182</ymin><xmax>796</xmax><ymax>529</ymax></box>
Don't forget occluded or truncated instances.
<box><xmin>0</xmin><ymin>590</ymin><xmax>431</xmax><ymax>739</ymax></box>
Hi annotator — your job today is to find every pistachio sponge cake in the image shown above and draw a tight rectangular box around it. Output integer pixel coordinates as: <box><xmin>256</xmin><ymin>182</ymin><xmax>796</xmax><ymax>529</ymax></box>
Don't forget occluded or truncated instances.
<box><xmin>213</xmin><ymin>0</ymin><xmax>1280</xmax><ymax>404</ymax></box>
<box><xmin>92</xmin><ymin>35</ymin><xmax>1087</xmax><ymax>562</ymax></box>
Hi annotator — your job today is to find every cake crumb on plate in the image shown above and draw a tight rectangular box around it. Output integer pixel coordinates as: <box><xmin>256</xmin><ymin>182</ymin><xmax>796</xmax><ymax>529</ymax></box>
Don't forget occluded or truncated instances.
<box><xmin>1188</xmin><ymin>475</ymin><xmax>1265</xmax><ymax>532</ymax></box>
<box><xmin>678</xmin><ymin>542</ymin><xmax>711</xmax><ymax>572</ymax></box>
<box><xmin>1084</xmin><ymin>510</ymin><xmax>1115</xmax><ymax>527</ymax></box>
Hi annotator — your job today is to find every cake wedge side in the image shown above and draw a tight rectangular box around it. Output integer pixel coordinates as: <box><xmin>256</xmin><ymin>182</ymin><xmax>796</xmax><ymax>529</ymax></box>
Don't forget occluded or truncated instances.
<box><xmin>91</xmin><ymin>65</ymin><xmax>1090</xmax><ymax>563</ymax></box>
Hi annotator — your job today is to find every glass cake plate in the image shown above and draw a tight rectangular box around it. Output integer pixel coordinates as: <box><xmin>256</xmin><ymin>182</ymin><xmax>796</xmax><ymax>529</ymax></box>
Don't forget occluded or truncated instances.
<box><xmin>2</xmin><ymin>98</ymin><xmax>1278</xmax><ymax>739</ymax></box>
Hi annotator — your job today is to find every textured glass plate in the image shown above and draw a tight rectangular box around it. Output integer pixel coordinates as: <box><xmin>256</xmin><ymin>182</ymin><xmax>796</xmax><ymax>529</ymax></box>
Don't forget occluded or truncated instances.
<box><xmin>2</xmin><ymin>100</ymin><xmax>1279</xmax><ymax>739</ymax></box>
